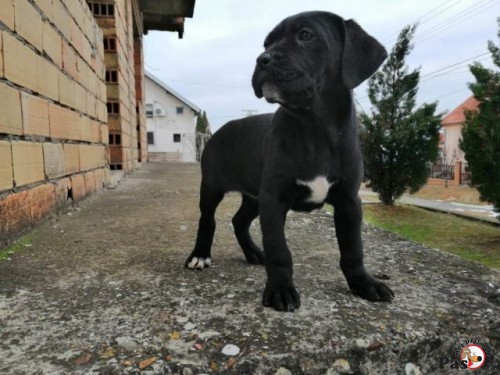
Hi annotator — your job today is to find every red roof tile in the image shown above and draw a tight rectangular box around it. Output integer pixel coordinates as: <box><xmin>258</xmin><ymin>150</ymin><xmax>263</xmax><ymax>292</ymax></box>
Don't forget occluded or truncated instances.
<box><xmin>442</xmin><ymin>96</ymin><xmax>479</xmax><ymax>126</ymax></box>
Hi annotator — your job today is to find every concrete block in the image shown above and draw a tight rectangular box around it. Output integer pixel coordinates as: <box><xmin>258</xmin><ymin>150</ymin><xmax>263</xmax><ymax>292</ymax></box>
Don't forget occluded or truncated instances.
<box><xmin>0</xmin><ymin>82</ymin><xmax>22</xmax><ymax>135</ymax></box>
<box><xmin>12</xmin><ymin>141</ymin><xmax>45</xmax><ymax>187</ymax></box>
<box><xmin>43</xmin><ymin>142</ymin><xmax>65</xmax><ymax>179</ymax></box>
<box><xmin>21</xmin><ymin>92</ymin><xmax>50</xmax><ymax>137</ymax></box>
<box><xmin>0</xmin><ymin>141</ymin><xmax>13</xmax><ymax>191</ymax></box>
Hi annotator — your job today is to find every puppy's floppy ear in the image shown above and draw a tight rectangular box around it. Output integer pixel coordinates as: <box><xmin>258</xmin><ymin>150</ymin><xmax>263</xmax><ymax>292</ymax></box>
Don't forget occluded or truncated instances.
<box><xmin>342</xmin><ymin>19</ymin><xmax>387</xmax><ymax>89</ymax></box>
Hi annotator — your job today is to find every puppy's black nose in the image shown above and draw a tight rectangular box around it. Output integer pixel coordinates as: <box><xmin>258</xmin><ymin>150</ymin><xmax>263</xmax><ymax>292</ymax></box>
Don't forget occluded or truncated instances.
<box><xmin>257</xmin><ymin>52</ymin><xmax>272</xmax><ymax>66</ymax></box>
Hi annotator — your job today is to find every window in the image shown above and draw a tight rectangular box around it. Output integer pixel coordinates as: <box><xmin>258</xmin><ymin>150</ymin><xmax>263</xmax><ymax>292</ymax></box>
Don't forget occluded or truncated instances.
<box><xmin>176</xmin><ymin>107</ymin><xmax>184</xmax><ymax>115</ymax></box>
<box><xmin>106</xmin><ymin>101</ymin><xmax>120</xmax><ymax>115</ymax></box>
<box><xmin>103</xmin><ymin>36</ymin><xmax>117</xmax><ymax>52</ymax></box>
<box><xmin>173</xmin><ymin>134</ymin><xmax>181</xmax><ymax>143</ymax></box>
<box><xmin>109</xmin><ymin>133</ymin><xmax>121</xmax><ymax>145</ymax></box>
<box><xmin>147</xmin><ymin>132</ymin><xmax>155</xmax><ymax>145</ymax></box>
<box><xmin>145</xmin><ymin>103</ymin><xmax>154</xmax><ymax>118</ymax></box>
<box><xmin>87</xmin><ymin>2</ymin><xmax>115</xmax><ymax>17</ymax></box>
<box><xmin>105</xmin><ymin>70</ymin><xmax>118</xmax><ymax>83</ymax></box>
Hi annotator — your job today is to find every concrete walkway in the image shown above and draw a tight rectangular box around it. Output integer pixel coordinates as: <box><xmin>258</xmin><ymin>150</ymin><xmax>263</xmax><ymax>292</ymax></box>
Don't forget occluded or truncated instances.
<box><xmin>0</xmin><ymin>162</ymin><xmax>499</xmax><ymax>374</ymax></box>
<box><xmin>359</xmin><ymin>189</ymin><xmax>499</xmax><ymax>225</ymax></box>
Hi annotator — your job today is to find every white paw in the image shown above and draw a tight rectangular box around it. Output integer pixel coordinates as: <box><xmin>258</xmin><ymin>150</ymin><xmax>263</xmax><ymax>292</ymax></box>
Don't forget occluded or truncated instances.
<box><xmin>187</xmin><ymin>257</ymin><xmax>211</xmax><ymax>270</ymax></box>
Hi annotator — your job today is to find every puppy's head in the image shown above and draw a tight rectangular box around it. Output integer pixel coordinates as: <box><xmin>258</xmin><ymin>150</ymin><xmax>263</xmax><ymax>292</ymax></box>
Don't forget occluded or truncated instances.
<box><xmin>251</xmin><ymin>11</ymin><xmax>387</xmax><ymax>108</ymax></box>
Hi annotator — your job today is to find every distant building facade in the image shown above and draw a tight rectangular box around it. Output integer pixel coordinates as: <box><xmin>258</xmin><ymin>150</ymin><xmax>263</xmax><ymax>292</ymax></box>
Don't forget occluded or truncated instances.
<box><xmin>145</xmin><ymin>72</ymin><xmax>200</xmax><ymax>162</ymax></box>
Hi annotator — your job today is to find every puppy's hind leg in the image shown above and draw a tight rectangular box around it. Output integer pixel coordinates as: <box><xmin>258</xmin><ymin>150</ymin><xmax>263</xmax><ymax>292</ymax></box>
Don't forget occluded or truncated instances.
<box><xmin>232</xmin><ymin>194</ymin><xmax>265</xmax><ymax>265</ymax></box>
<box><xmin>185</xmin><ymin>181</ymin><xmax>224</xmax><ymax>270</ymax></box>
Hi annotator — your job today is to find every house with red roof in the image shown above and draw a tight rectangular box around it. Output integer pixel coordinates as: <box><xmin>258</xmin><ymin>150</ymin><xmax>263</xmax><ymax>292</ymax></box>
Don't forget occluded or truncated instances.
<box><xmin>439</xmin><ymin>96</ymin><xmax>479</xmax><ymax>164</ymax></box>
<box><xmin>429</xmin><ymin>96</ymin><xmax>479</xmax><ymax>186</ymax></box>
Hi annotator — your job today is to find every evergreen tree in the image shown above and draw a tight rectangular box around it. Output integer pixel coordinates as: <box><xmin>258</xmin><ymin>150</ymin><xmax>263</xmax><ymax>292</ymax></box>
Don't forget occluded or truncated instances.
<box><xmin>196</xmin><ymin>111</ymin><xmax>210</xmax><ymax>133</ymax></box>
<box><xmin>360</xmin><ymin>25</ymin><xmax>442</xmax><ymax>205</ymax></box>
<box><xmin>460</xmin><ymin>20</ymin><xmax>500</xmax><ymax>219</ymax></box>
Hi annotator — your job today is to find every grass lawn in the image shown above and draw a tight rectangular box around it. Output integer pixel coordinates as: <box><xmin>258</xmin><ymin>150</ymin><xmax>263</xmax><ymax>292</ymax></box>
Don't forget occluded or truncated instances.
<box><xmin>362</xmin><ymin>204</ymin><xmax>500</xmax><ymax>269</ymax></box>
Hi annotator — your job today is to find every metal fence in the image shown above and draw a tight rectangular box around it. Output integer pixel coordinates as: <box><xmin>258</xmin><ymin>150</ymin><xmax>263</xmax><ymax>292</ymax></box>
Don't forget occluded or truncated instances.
<box><xmin>429</xmin><ymin>163</ymin><xmax>455</xmax><ymax>180</ymax></box>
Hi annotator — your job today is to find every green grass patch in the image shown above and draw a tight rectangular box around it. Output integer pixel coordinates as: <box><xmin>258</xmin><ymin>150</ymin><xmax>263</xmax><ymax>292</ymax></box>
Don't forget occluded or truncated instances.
<box><xmin>0</xmin><ymin>235</ymin><xmax>33</xmax><ymax>261</ymax></box>
<box><xmin>362</xmin><ymin>204</ymin><xmax>500</xmax><ymax>269</ymax></box>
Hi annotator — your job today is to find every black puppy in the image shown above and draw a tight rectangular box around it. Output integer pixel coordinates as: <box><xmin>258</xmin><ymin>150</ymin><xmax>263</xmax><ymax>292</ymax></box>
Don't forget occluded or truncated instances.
<box><xmin>185</xmin><ymin>11</ymin><xmax>394</xmax><ymax>311</ymax></box>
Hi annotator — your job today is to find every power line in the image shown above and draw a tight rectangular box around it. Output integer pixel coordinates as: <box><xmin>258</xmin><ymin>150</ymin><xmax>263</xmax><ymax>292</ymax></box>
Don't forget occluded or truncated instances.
<box><xmin>415</xmin><ymin>0</ymin><xmax>499</xmax><ymax>43</ymax></box>
<box><xmin>382</xmin><ymin>0</ymin><xmax>463</xmax><ymax>43</ymax></box>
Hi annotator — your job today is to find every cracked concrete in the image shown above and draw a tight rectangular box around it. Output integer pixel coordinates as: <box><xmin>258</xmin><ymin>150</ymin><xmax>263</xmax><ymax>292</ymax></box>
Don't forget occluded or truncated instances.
<box><xmin>0</xmin><ymin>162</ymin><xmax>498</xmax><ymax>374</ymax></box>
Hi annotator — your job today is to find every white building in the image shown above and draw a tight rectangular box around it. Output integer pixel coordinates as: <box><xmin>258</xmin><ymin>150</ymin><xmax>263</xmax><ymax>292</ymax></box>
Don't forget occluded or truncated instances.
<box><xmin>145</xmin><ymin>71</ymin><xmax>201</xmax><ymax>162</ymax></box>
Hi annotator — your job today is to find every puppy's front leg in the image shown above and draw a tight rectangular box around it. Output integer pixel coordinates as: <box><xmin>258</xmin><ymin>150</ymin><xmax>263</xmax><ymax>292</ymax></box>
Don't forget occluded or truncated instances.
<box><xmin>259</xmin><ymin>193</ymin><xmax>300</xmax><ymax>312</ymax></box>
<box><xmin>333</xmin><ymin>194</ymin><xmax>394</xmax><ymax>302</ymax></box>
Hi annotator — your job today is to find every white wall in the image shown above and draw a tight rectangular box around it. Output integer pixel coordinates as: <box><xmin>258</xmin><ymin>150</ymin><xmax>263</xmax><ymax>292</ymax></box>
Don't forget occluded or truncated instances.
<box><xmin>145</xmin><ymin>77</ymin><xmax>197</xmax><ymax>162</ymax></box>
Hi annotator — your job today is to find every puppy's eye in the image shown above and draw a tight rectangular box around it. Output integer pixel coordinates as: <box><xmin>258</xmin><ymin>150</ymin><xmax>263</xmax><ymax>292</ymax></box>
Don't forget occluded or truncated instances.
<box><xmin>298</xmin><ymin>29</ymin><xmax>314</xmax><ymax>42</ymax></box>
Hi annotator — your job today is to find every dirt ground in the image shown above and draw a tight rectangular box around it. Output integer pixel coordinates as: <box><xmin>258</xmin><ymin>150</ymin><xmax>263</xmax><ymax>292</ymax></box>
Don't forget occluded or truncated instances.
<box><xmin>0</xmin><ymin>162</ymin><xmax>499</xmax><ymax>374</ymax></box>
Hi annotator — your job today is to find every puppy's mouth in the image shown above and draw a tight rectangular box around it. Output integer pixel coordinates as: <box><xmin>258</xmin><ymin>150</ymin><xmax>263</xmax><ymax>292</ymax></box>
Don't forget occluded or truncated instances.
<box><xmin>253</xmin><ymin>70</ymin><xmax>319</xmax><ymax>109</ymax></box>
<box><xmin>261</xmin><ymin>82</ymin><xmax>285</xmax><ymax>104</ymax></box>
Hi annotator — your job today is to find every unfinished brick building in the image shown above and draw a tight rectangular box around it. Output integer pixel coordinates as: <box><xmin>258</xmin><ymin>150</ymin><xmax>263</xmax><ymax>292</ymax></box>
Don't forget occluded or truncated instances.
<box><xmin>0</xmin><ymin>0</ymin><xmax>195</xmax><ymax>246</ymax></box>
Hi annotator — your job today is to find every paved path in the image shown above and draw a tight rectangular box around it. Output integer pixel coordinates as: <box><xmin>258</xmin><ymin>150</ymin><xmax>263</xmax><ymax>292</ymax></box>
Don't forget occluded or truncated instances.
<box><xmin>0</xmin><ymin>162</ymin><xmax>498</xmax><ymax>374</ymax></box>
<box><xmin>359</xmin><ymin>189</ymin><xmax>499</xmax><ymax>224</ymax></box>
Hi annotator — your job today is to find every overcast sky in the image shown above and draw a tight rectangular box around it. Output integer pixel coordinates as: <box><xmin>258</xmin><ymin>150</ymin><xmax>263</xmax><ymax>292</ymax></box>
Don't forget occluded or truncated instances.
<box><xmin>144</xmin><ymin>0</ymin><xmax>499</xmax><ymax>132</ymax></box>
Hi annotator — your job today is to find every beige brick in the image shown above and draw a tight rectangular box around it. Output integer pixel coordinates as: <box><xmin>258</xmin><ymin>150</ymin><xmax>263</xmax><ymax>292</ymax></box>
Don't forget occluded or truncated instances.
<box><xmin>3</xmin><ymin>32</ymin><xmax>37</xmax><ymax>92</ymax></box>
<box><xmin>74</xmin><ymin>83</ymin><xmax>87</xmax><ymax>113</ymax></box>
<box><xmin>53</xmin><ymin>0</ymin><xmax>70</xmax><ymax>40</ymax></box>
<box><xmin>49</xmin><ymin>103</ymin><xmax>69</xmax><ymax>140</ymax></box>
<box><xmin>70</xmin><ymin>174</ymin><xmax>85</xmax><ymax>200</ymax></box>
<box><xmin>36</xmin><ymin>0</ymin><xmax>54</xmax><ymax>21</ymax></box>
<box><xmin>100</xmin><ymin>124</ymin><xmax>109</xmax><ymax>144</ymax></box>
<box><xmin>0</xmin><ymin>141</ymin><xmax>13</xmax><ymax>191</ymax></box>
<box><xmin>89</xmin><ymin>120</ymin><xmax>100</xmax><ymax>143</ymax></box>
<box><xmin>0</xmin><ymin>0</ymin><xmax>15</xmax><ymax>30</ymax></box>
<box><xmin>63</xmin><ymin>143</ymin><xmax>79</xmax><ymax>174</ymax></box>
<box><xmin>43</xmin><ymin>142</ymin><xmax>65</xmax><ymax>179</ymax></box>
<box><xmin>80</xmin><ymin>115</ymin><xmax>91</xmax><ymax>142</ymax></box>
<box><xmin>12</xmin><ymin>141</ymin><xmax>45</xmax><ymax>187</ymax></box>
<box><xmin>58</xmin><ymin>72</ymin><xmax>74</xmax><ymax>109</ymax></box>
<box><xmin>86</xmin><ymin>91</ymin><xmax>97</xmax><ymax>119</ymax></box>
<box><xmin>79</xmin><ymin>144</ymin><xmax>105</xmax><ymax>171</ymax></box>
<box><xmin>42</xmin><ymin>21</ymin><xmax>62</xmax><ymax>67</ymax></box>
<box><xmin>36</xmin><ymin>56</ymin><xmax>59</xmax><ymax>101</ymax></box>
<box><xmin>0</xmin><ymin>32</ymin><xmax>3</xmax><ymax>77</ymax></box>
<box><xmin>0</xmin><ymin>82</ymin><xmax>22</xmax><ymax>135</ymax></box>
<box><xmin>62</xmin><ymin>40</ymin><xmax>77</xmax><ymax>79</ymax></box>
<box><xmin>84</xmin><ymin>171</ymin><xmax>96</xmax><ymax>194</ymax></box>
<box><xmin>21</xmin><ymin>92</ymin><xmax>50</xmax><ymax>137</ymax></box>
<box><xmin>66</xmin><ymin>110</ymin><xmax>82</xmax><ymax>141</ymax></box>
<box><xmin>15</xmin><ymin>0</ymin><xmax>43</xmax><ymax>51</ymax></box>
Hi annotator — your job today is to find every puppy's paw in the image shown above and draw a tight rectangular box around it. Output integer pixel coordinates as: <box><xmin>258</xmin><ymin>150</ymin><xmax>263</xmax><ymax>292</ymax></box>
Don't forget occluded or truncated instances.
<box><xmin>244</xmin><ymin>248</ymin><xmax>265</xmax><ymax>265</ymax></box>
<box><xmin>185</xmin><ymin>256</ymin><xmax>211</xmax><ymax>270</ymax></box>
<box><xmin>262</xmin><ymin>282</ymin><xmax>301</xmax><ymax>312</ymax></box>
<box><xmin>351</xmin><ymin>278</ymin><xmax>395</xmax><ymax>302</ymax></box>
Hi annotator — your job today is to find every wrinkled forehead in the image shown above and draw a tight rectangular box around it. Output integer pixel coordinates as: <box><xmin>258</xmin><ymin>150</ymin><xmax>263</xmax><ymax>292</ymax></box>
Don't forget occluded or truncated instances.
<box><xmin>264</xmin><ymin>11</ymin><xmax>344</xmax><ymax>46</ymax></box>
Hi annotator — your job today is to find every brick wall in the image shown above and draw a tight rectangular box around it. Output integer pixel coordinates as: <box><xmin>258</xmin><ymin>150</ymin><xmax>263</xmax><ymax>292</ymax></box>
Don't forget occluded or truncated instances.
<box><xmin>90</xmin><ymin>0</ymin><xmax>144</xmax><ymax>171</ymax></box>
<box><xmin>0</xmin><ymin>0</ymin><xmax>109</xmax><ymax>246</ymax></box>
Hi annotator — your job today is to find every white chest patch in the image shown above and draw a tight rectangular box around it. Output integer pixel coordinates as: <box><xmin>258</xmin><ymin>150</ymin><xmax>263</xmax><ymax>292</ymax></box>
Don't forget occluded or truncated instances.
<box><xmin>296</xmin><ymin>175</ymin><xmax>334</xmax><ymax>204</ymax></box>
